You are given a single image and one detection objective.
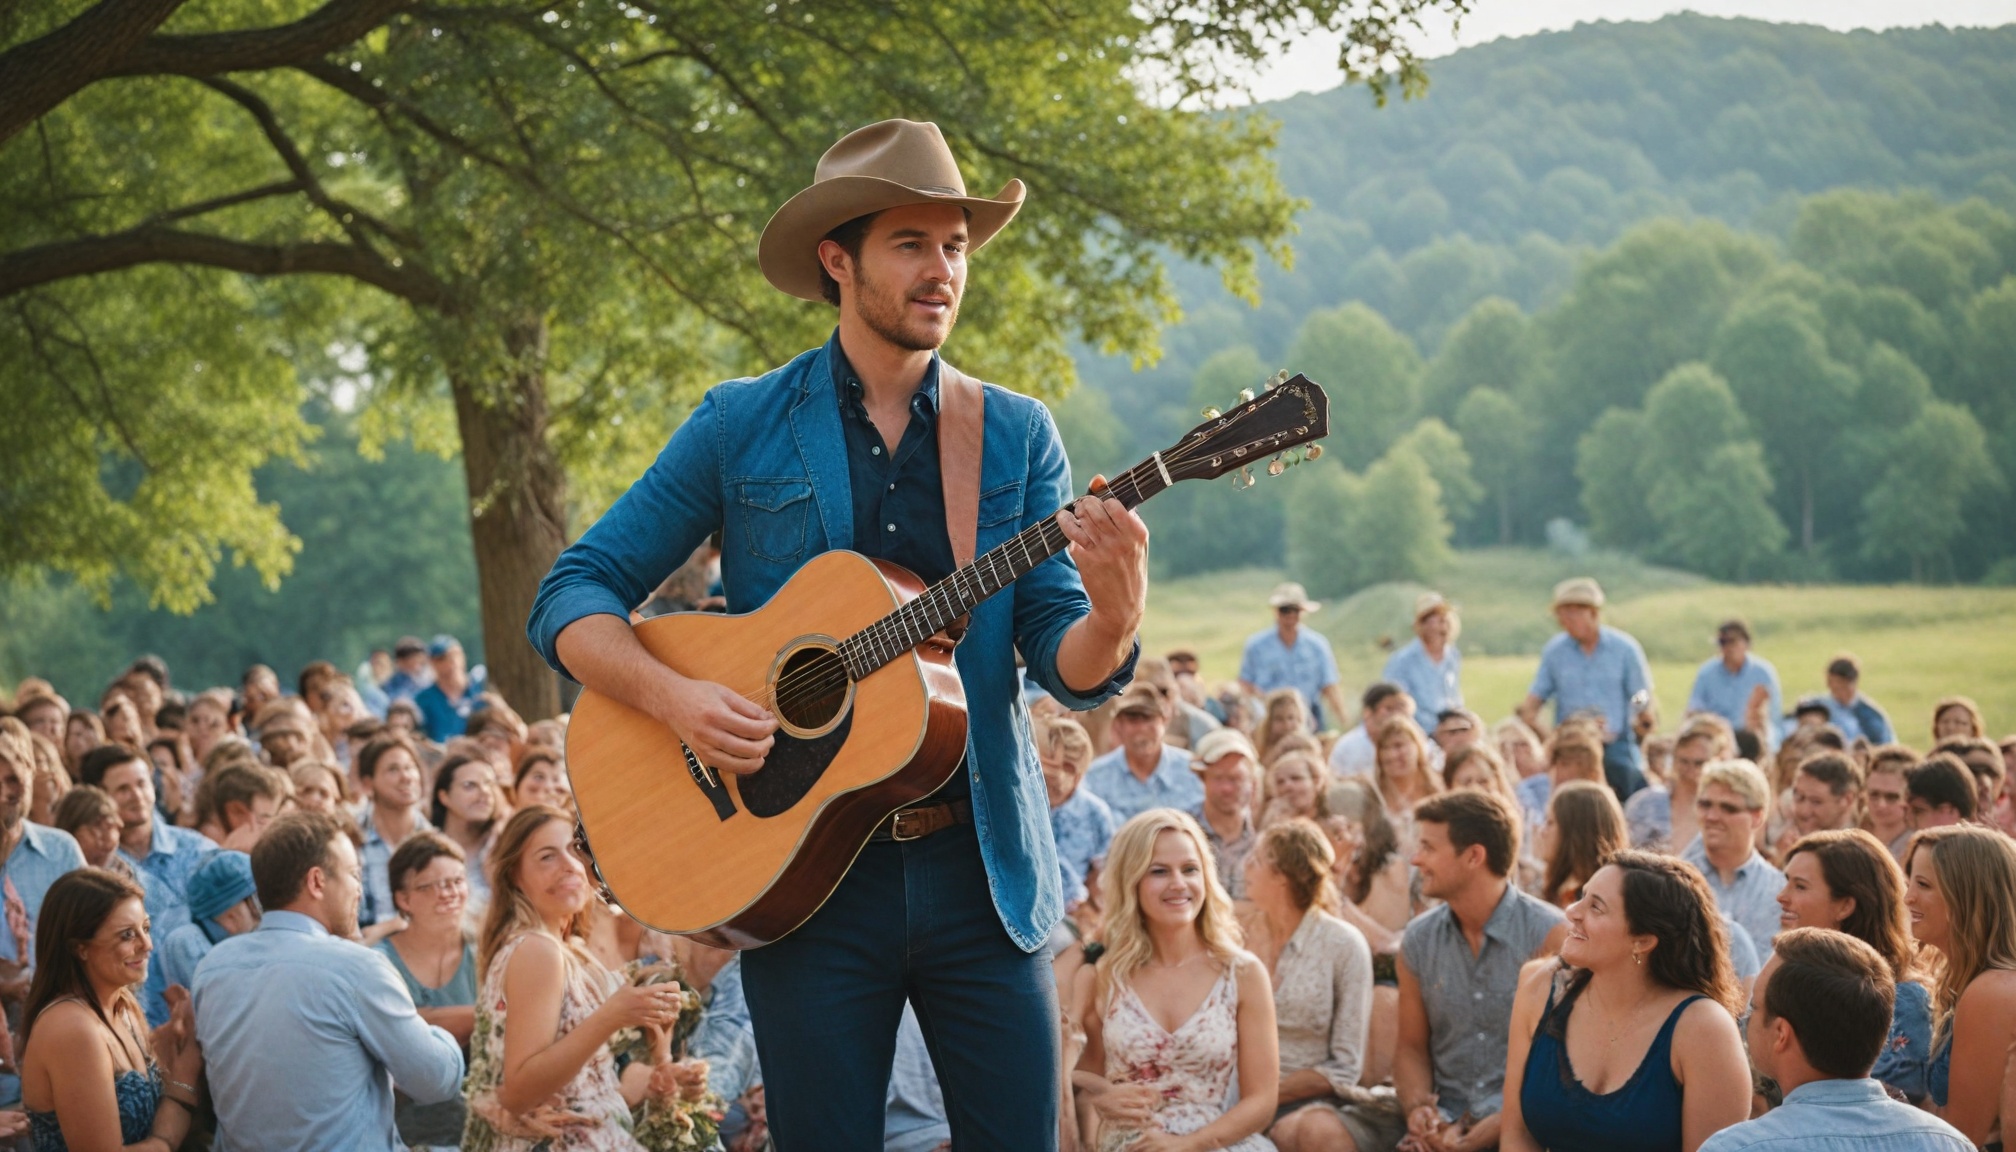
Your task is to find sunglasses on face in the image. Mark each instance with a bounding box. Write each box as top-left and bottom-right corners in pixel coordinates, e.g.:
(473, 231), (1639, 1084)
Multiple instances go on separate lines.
(1694, 798), (1751, 816)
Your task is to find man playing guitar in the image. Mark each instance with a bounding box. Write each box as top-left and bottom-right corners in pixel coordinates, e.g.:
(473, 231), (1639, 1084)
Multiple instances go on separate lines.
(528, 119), (1147, 1150)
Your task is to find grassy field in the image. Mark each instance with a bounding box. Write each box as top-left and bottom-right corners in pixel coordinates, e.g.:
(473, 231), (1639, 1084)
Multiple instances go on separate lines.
(1141, 549), (2016, 750)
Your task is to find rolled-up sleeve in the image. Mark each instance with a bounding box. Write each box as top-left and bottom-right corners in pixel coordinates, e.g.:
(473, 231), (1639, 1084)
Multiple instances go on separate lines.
(1013, 399), (1136, 710)
(350, 952), (465, 1105)
(527, 392), (726, 678)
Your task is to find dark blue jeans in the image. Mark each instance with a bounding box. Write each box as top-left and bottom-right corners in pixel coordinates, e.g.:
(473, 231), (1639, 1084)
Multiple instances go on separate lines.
(740, 822), (1060, 1151)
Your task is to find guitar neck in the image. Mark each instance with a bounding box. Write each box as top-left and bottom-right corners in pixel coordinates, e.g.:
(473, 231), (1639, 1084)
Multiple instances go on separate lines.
(838, 453), (1171, 679)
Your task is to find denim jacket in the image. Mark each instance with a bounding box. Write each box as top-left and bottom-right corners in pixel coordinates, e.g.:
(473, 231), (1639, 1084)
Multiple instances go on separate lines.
(527, 341), (1136, 952)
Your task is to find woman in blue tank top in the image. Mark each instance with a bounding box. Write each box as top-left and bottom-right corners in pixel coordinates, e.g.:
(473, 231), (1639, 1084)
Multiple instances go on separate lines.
(1499, 851), (1751, 1152)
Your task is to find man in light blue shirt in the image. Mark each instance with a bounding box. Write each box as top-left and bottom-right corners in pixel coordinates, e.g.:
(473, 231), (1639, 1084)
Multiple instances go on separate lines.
(1384, 592), (1463, 734)
(1518, 577), (1654, 801)
(1701, 927), (1970, 1152)
(1680, 759), (1786, 958)
(1686, 619), (1780, 747)
(1239, 582), (1348, 729)
(82, 744), (216, 1023)
(1083, 685), (1203, 824)
(195, 811), (463, 1152)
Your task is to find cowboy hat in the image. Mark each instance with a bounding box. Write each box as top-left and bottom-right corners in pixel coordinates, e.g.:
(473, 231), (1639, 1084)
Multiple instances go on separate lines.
(758, 119), (1025, 301)
(1267, 581), (1321, 613)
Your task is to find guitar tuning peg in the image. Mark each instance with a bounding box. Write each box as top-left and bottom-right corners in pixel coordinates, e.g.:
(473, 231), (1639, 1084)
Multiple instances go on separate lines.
(1241, 465), (1257, 489)
(1201, 406), (1221, 419)
(1267, 455), (1286, 477)
(1237, 388), (1255, 403)
(1305, 444), (1324, 461)
(1273, 369), (1289, 387)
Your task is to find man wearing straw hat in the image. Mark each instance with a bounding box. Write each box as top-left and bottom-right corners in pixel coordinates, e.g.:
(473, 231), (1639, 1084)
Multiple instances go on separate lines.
(529, 120), (1148, 1149)
(1239, 580), (1349, 729)
(1517, 577), (1656, 801)
(1384, 591), (1464, 733)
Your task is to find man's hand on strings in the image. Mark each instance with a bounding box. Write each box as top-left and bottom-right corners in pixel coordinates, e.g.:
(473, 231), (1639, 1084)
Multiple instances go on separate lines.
(1057, 478), (1149, 642)
(662, 675), (776, 776)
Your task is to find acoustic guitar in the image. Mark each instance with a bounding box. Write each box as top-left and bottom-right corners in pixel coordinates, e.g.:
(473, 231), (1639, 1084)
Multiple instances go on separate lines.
(566, 373), (1330, 948)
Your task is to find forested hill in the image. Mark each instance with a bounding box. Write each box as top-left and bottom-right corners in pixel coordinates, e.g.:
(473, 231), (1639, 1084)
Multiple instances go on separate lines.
(1065, 15), (2016, 591)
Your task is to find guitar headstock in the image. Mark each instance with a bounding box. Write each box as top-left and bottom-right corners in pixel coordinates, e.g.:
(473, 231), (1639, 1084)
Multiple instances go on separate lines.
(1160, 371), (1330, 489)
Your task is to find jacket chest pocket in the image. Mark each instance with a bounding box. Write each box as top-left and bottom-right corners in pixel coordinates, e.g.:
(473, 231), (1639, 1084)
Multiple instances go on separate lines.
(736, 478), (814, 563)
(978, 481), (1025, 529)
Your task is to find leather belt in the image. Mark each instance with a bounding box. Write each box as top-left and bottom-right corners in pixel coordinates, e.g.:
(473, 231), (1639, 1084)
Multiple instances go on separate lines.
(870, 798), (973, 842)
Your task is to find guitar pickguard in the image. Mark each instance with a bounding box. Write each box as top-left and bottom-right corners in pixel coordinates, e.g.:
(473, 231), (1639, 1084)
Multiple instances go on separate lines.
(734, 706), (856, 818)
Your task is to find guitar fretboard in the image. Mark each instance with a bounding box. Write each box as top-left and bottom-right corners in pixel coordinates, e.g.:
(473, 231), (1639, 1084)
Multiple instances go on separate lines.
(837, 455), (1169, 679)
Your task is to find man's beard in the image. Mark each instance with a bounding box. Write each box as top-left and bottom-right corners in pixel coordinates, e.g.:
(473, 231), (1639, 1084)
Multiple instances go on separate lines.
(852, 265), (957, 352)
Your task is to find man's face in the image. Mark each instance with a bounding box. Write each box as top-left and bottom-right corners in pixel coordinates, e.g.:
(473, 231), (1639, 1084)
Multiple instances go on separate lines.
(1696, 782), (1761, 856)
(1718, 631), (1748, 664)
(1555, 604), (1599, 643)
(1865, 769), (1908, 832)
(1746, 956), (1782, 1082)
(1411, 820), (1475, 901)
(397, 650), (428, 676)
(1670, 737), (1713, 789)
(1374, 692), (1415, 729)
(318, 834), (364, 939)
(0, 752), (29, 828)
(1275, 605), (1302, 631)
(21, 701), (63, 747)
(1433, 713), (1477, 753)
(370, 746), (425, 811)
(828, 202), (967, 352)
(260, 722), (308, 768)
(431, 645), (467, 683)
(1826, 673), (1856, 703)
(1790, 772), (1854, 835)
(1416, 611), (1451, 649)
(243, 670), (279, 713)
(1199, 756), (1254, 818)
(1964, 755), (2001, 816)
(101, 760), (156, 831)
(1909, 795), (1962, 830)
(1113, 711), (1166, 757)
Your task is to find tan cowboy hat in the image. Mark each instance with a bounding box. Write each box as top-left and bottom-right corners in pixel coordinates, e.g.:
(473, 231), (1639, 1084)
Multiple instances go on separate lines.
(1267, 581), (1321, 613)
(1551, 577), (1605, 610)
(758, 119), (1025, 301)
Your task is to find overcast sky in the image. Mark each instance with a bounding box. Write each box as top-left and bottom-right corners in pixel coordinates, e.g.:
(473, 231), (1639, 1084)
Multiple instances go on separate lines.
(1244, 0), (2016, 103)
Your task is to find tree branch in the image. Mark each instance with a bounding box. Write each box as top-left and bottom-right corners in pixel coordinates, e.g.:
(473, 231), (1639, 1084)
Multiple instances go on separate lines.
(0, 0), (187, 147)
(108, 0), (418, 78)
(0, 226), (451, 308)
(143, 180), (304, 227)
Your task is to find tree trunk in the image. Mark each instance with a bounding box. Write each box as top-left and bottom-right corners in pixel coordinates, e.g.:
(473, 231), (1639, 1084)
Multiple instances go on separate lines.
(451, 317), (568, 720)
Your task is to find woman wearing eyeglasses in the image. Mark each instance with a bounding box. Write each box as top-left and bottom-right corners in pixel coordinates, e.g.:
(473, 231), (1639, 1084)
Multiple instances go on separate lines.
(375, 832), (478, 1152)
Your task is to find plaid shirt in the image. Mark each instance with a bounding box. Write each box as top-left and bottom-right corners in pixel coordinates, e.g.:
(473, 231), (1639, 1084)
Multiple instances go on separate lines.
(357, 805), (432, 927)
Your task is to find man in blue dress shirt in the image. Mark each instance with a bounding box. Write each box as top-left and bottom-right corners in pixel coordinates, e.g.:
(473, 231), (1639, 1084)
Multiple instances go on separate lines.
(1701, 928), (1970, 1152)
(1384, 592), (1463, 734)
(1518, 577), (1655, 801)
(1685, 618), (1780, 746)
(1240, 581), (1349, 730)
(1083, 685), (1204, 824)
(195, 811), (463, 1152)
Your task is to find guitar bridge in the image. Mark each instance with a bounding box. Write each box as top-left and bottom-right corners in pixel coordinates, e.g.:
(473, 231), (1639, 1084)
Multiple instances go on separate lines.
(683, 741), (738, 822)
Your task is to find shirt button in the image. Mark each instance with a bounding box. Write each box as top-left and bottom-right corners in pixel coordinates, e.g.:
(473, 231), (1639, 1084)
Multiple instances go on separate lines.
(872, 445), (882, 456)
(886, 524), (896, 533)
(888, 483), (896, 491)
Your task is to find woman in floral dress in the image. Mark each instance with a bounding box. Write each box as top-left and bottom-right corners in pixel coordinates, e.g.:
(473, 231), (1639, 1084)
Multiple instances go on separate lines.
(1071, 808), (1279, 1152)
(461, 805), (687, 1152)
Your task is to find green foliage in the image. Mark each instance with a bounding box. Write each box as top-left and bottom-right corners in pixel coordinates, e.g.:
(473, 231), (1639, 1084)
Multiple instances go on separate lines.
(1453, 387), (1535, 544)
(1283, 303), (1422, 468)
(1287, 445), (1451, 599)
(1420, 297), (1537, 419)
(1389, 418), (1480, 525)
(1145, 346), (1288, 578)
(1860, 402), (2002, 581)
(1576, 408), (1655, 549)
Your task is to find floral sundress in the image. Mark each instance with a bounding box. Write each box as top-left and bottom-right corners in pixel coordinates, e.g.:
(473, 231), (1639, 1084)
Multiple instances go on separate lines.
(1097, 963), (1275, 1152)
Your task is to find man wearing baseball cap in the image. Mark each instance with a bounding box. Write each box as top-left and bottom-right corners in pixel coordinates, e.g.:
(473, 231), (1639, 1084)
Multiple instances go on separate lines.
(1188, 727), (1261, 899)
(1384, 592), (1464, 733)
(1239, 581), (1349, 729)
(1517, 577), (1656, 801)
(527, 120), (1147, 1147)
(1083, 684), (1205, 823)
(413, 634), (487, 743)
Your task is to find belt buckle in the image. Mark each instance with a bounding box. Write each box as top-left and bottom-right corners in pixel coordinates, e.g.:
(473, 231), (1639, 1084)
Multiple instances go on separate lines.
(889, 808), (929, 842)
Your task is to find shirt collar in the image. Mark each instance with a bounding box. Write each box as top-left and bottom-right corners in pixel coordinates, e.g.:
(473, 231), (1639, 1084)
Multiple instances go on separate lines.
(260, 909), (332, 939)
(828, 330), (941, 419)
(13, 821), (67, 860)
(1780, 1077), (1887, 1107)
(1282, 907), (1325, 954)
(1479, 880), (1527, 945)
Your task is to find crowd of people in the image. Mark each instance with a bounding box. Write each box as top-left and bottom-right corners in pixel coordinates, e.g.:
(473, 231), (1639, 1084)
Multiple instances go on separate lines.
(1, 572), (2013, 1151)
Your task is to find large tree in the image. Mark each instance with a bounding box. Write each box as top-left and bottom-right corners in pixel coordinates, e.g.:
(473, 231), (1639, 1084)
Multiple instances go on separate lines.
(2, 0), (1468, 714)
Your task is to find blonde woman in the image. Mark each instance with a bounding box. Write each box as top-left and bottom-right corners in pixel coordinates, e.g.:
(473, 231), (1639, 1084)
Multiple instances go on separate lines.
(462, 805), (685, 1151)
(1373, 717), (1439, 852)
(1905, 824), (2016, 1146)
(1072, 809), (1278, 1152)
(1259, 752), (1330, 830)
(1255, 689), (1313, 768)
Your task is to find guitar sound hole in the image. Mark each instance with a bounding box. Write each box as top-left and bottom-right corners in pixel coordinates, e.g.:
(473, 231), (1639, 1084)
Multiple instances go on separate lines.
(774, 645), (850, 732)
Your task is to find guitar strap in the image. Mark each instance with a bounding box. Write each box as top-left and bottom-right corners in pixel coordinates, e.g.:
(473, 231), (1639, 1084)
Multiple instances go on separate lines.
(936, 364), (984, 646)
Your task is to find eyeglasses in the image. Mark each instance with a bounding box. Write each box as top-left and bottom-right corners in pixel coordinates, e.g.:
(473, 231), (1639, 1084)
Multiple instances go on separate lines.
(1694, 798), (1752, 816)
(1716, 635), (1742, 646)
(408, 876), (469, 898)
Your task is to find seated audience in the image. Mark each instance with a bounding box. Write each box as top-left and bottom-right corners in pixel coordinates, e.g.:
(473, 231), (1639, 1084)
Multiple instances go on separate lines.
(415, 634), (487, 743)
(251, 702), (314, 771)
(1372, 717), (1439, 850)
(1937, 736), (2006, 822)
(1931, 696), (1986, 743)
(1501, 851), (1751, 1152)
(1038, 715), (1117, 917)
(1329, 683), (1416, 780)
(1188, 728), (1260, 900)
(19, 869), (202, 1151)
(80, 744), (214, 1019)
(1777, 829), (1931, 1102)
(183, 688), (234, 769)
(1256, 688), (1316, 766)
(1905, 824), (2016, 1146)
(1243, 820), (1373, 1152)
(157, 850), (259, 992)
(1071, 809), (1277, 1152)
(194, 810), (464, 1150)
(1906, 753), (1976, 830)
(884, 1004), (950, 1152)
(1860, 745), (1916, 861)
(1260, 750), (1331, 831)
(0, 728), (88, 982)
(375, 833), (478, 1152)
(354, 733), (432, 932)
(1379, 791), (1566, 1152)
(429, 753), (505, 912)
(1514, 729), (1605, 847)
(1538, 780), (1627, 908)
(61, 711), (106, 778)
(513, 748), (575, 814)
(1624, 715), (1733, 853)
(1699, 927), (1970, 1152)
(1431, 710), (1483, 759)
(51, 786), (129, 873)
(1680, 759), (1786, 958)
(288, 759), (351, 814)
(1442, 743), (1518, 801)
(1083, 685), (1202, 824)
(192, 762), (289, 851)
(1492, 718), (1545, 781)
(1326, 779), (1414, 941)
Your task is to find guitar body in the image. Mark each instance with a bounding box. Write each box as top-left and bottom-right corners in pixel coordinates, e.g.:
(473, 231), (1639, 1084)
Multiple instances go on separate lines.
(566, 550), (968, 949)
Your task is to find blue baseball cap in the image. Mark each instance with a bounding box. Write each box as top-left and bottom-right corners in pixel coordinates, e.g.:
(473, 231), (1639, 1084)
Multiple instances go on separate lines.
(187, 851), (257, 924)
(427, 634), (461, 658)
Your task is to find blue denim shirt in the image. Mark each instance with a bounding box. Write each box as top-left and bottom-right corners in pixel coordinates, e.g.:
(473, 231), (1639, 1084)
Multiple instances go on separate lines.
(1680, 837), (1786, 958)
(1873, 978), (1933, 1103)
(1529, 625), (1652, 740)
(1049, 787), (1117, 907)
(193, 910), (464, 1152)
(1240, 626), (1340, 727)
(1384, 639), (1463, 733)
(527, 341), (1135, 952)
(1697, 1077), (1970, 1152)
(1687, 654), (1781, 742)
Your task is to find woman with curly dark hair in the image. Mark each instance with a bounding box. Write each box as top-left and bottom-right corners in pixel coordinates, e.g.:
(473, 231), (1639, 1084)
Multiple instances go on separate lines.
(1500, 851), (1751, 1152)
